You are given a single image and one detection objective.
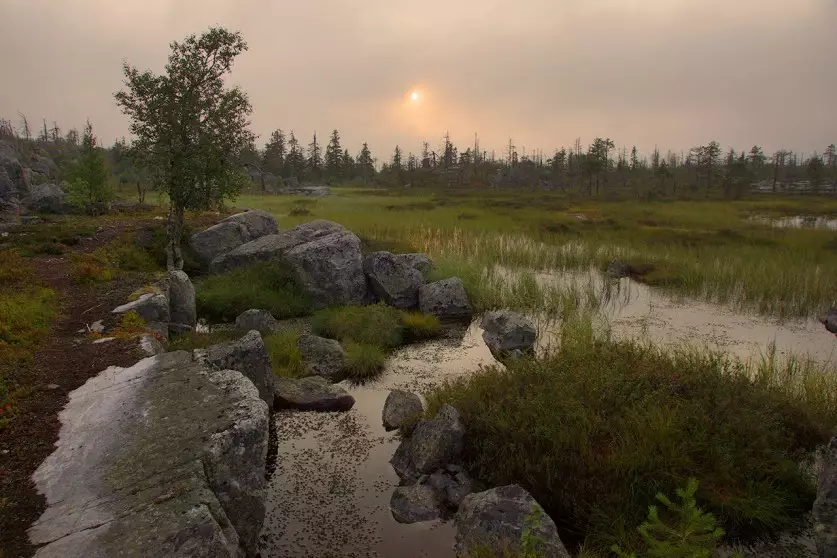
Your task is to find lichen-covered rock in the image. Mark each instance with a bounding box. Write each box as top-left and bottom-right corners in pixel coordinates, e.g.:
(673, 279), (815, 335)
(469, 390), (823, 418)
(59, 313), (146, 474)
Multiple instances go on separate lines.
(112, 292), (170, 340)
(382, 390), (423, 431)
(283, 229), (368, 307)
(297, 334), (345, 381)
(190, 209), (279, 263)
(481, 311), (537, 355)
(273, 376), (355, 412)
(201, 330), (275, 407)
(394, 253), (434, 279)
(426, 468), (474, 509)
(210, 220), (345, 274)
(455, 485), (570, 558)
(392, 404), (465, 482)
(814, 436), (837, 557)
(26, 183), (68, 214)
(363, 251), (424, 309)
(235, 309), (279, 333)
(419, 278), (473, 321)
(390, 484), (443, 524)
(167, 270), (196, 335)
(28, 351), (269, 558)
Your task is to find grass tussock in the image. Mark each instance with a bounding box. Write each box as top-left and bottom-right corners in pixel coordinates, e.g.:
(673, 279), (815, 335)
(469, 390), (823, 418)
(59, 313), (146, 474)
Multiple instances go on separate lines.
(195, 261), (312, 323)
(263, 329), (305, 378)
(425, 320), (837, 555)
(343, 342), (387, 380)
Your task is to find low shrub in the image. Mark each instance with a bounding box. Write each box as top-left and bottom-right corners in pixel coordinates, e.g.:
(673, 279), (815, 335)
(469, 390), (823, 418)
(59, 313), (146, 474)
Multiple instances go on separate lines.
(426, 333), (835, 554)
(312, 303), (405, 349)
(69, 253), (115, 284)
(0, 287), (57, 361)
(263, 329), (305, 378)
(288, 207), (311, 216)
(0, 250), (33, 284)
(343, 342), (386, 381)
(195, 261), (312, 323)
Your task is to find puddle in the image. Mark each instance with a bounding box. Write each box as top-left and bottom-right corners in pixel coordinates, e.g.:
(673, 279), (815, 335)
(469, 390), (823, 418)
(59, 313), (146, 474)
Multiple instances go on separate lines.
(750, 215), (837, 230)
(259, 268), (835, 557)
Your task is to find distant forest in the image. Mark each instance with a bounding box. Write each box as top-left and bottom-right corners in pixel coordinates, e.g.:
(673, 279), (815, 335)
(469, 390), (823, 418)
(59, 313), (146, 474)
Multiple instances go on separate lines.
(3, 114), (836, 200)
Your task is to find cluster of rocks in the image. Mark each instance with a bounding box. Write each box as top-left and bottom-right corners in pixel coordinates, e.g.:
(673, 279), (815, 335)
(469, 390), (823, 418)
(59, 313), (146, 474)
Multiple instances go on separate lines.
(0, 139), (69, 213)
(386, 400), (569, 556)
(190, 210), (473, 320)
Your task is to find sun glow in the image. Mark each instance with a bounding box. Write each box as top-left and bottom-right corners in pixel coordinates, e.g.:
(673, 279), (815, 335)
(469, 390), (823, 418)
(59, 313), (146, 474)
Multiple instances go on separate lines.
(409, 89), (422, 103)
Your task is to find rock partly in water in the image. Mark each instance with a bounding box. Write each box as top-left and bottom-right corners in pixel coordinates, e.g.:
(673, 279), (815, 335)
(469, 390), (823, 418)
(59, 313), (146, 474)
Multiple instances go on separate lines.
(481, 311), (537, 356)
(112, 292), (170, 340)
(390, 484), (443, 524)
(201, 330), (276, 407)
(418, 278), (473, 321)
(210, 219), (345, 274)
(820, 308), (837, 335)
(283, 229), (368, 307)
(235, 309), (280, 333)
(273, 376), (355, 412)
(392, 404), (465, 482)
(394, 253), (434, 279)
(814, 436), (837, 557)
(382, 389), (423, 431)
(297, 334), (345, 381)
(190, 209), (279, 264)
(363, 251), (424, 309)
(167, 270), (196, 335)
(455, 485), (570, 558)
(606, 258), (631, 279)
(28, 351), (270, 558)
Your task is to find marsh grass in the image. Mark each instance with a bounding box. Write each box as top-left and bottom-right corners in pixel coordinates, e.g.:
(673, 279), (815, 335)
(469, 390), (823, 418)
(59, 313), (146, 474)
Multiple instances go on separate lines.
(425, 317), (837, 555)
(263, 329), (306, 378)
(195, 260), (312, 323)
(343, 341), (387, 380)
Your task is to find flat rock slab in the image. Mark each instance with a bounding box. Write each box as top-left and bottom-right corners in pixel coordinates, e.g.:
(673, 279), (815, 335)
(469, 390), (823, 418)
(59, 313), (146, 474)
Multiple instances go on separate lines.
(274, 376), (355, 412)
(28, 351), (270, 558)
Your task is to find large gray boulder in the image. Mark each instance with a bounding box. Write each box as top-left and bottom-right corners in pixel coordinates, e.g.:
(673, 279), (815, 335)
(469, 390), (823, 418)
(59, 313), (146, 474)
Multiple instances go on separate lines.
(201, 330), (275, 407)
(28, 351), (270, 558)
(273, 376), (355, 412)
(455, 485), (570, 558)
(382, 390), (423, 431)
(210, 219), (345, 274)
(419, 278), (473, 321)
(298, 334), (345, 381)
(427, 467), (474, 509)
(26, 183), (67, 214)
(820, 308), (837, 335)
(391, 404), (465, 482)
(283, 230), (368, 307)
(395, 253), (434, 279)
(111, 291), (170, 340)
(814, 436), (837, 557)
(190, 209), (279, 263)
(363, 251), (424, 309)
(390, 484), (443, 524)
(481, 311), (537, 356)
(235, 309), (279, 333)
(167, 270), (196, 335)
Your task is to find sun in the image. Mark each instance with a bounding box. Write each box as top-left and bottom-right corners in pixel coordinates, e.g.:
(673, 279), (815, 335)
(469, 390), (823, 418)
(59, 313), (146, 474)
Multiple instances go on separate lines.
(409, 89), (422, 103)
(411, 91), (419, 101)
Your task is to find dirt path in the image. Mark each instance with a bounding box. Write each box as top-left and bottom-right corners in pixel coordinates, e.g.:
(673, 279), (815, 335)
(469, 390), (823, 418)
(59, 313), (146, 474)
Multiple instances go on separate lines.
(0, 224), (151, 558)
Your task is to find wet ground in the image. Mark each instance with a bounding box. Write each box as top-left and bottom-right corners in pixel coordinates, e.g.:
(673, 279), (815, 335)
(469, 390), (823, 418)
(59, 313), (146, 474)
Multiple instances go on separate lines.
(750, 215), (837, 230)
(258, 272), (835, 558)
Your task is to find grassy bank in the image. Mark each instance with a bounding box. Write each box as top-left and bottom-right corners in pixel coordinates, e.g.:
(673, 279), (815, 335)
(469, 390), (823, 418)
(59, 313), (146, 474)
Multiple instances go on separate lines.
(425, 314), (837, 555)
(238, 190), (837, 318)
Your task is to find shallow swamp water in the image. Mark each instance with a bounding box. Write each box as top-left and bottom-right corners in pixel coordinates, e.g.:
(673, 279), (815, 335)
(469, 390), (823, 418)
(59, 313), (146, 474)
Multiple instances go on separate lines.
(258, 272), (836, 557)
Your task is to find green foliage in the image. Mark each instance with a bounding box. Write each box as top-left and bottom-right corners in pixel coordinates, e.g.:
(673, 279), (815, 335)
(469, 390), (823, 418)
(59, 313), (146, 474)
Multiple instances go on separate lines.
(67, 121), (113, 214)
(263, 330), (305, 378)
(612, 479), (725, 558)
(68, 236), (159, 284)
(167, 329), (239, 351)
(425, 328), (835, 554)
(401, 311), (441, 341)
(312, 303), (405, 349)
(343, 341), (386, 380)
(195, 261), (312, 323)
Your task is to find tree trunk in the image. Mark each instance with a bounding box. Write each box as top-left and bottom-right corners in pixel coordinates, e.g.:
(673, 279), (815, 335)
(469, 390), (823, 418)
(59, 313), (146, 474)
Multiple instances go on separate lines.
(166, 205), (185, 271)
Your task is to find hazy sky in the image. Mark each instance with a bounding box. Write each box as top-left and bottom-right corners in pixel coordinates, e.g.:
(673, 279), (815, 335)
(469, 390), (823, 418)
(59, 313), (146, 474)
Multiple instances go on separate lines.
(1, 0), (835, 160)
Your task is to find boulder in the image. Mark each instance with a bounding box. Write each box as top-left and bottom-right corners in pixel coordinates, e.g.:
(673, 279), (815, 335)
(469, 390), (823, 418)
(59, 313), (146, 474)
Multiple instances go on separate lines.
(455, 485), (570, 558)
(26, 183), (68, 214)
(391, 404), (465, 482)
(481, 311), (537, 356)
(112, 292), (170, 340)
(273, 376), (355, 412)
(235, 309), (279, 333)
(814, 436), (837, 557)
(426, 468), (474, 509)
(283, 230), (368, 307)
(167, 270), (196, 335)
(606, 258), (631, 279)
(395, 253), (434, 279)
(210, 220), (346, 274)
(190, 209), (279, 263)
(820, 308), (837, 335)
(201, 330), (275, 407)
(28, 351), (269, 558)
(382, 390), (423, 431)
(419, 278), (473, 321)
(363, 251), (424, 309)
(390, 484), (443, 524)
(298, 334), (345, 381)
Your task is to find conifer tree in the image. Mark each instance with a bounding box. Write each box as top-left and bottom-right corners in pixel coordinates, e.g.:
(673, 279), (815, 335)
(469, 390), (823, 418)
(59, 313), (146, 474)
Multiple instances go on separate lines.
(325, 129), (343, 181)
(357, 142), (375, 181)
(263, 129), (286, 176)
(67, 120), (112, 215)
(307, 131), (322, 178)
